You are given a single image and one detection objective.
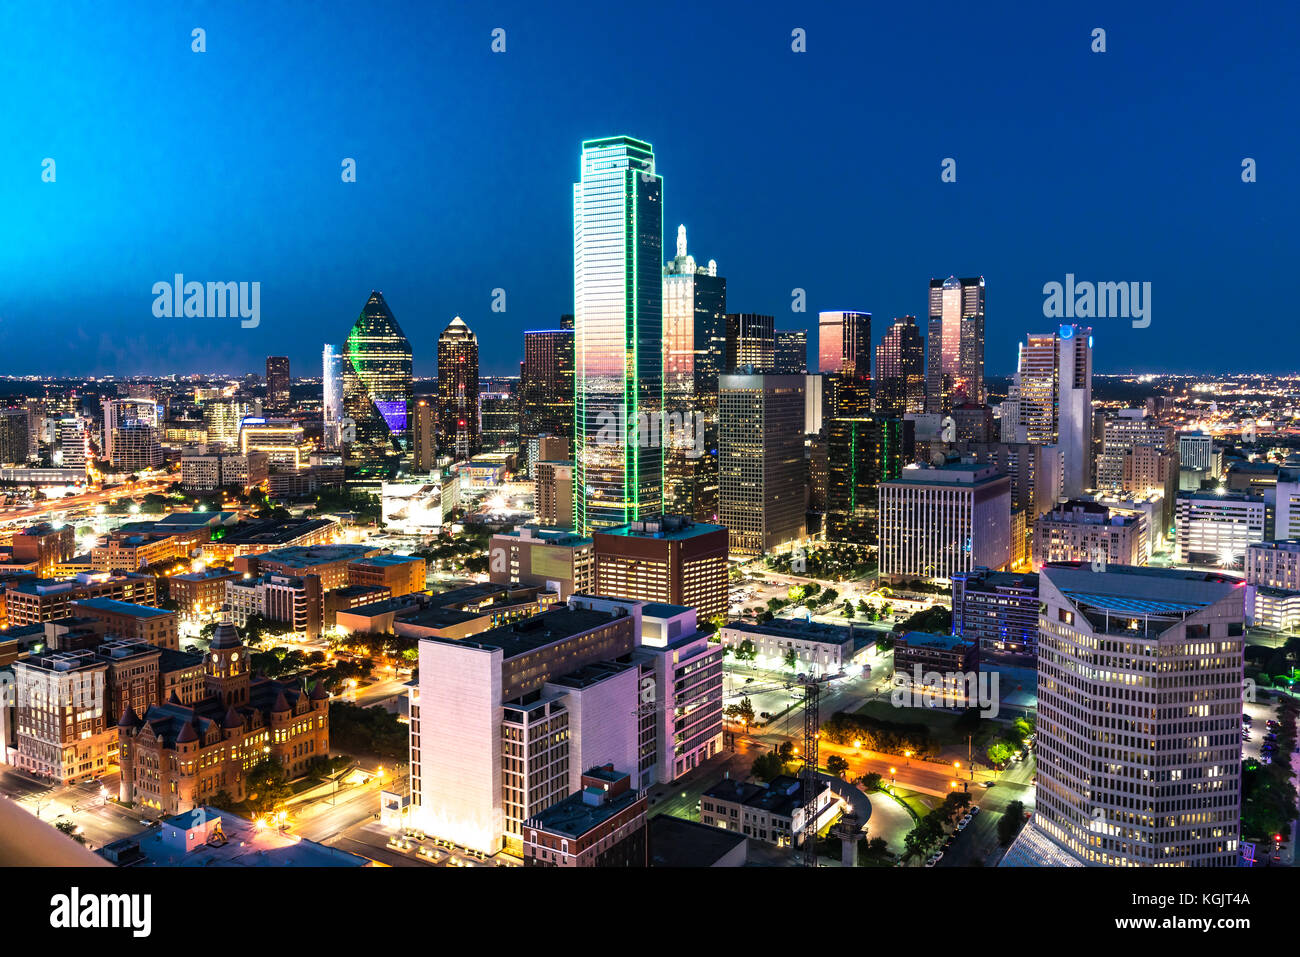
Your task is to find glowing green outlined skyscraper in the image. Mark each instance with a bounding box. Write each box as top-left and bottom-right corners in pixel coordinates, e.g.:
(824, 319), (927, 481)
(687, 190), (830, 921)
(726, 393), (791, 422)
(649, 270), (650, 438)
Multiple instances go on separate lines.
(573, 136), (663, 534)
(342, 290), (413, 460)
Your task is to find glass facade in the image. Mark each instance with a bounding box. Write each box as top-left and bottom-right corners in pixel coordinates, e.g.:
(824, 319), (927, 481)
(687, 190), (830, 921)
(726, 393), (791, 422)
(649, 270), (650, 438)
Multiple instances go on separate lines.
(342, 291), (413, 458)
(573, 136), (663, 534)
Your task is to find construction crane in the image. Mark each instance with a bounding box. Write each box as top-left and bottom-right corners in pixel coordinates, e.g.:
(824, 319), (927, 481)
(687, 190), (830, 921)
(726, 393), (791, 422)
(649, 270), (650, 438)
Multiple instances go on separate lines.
(798, 672), (822, 866)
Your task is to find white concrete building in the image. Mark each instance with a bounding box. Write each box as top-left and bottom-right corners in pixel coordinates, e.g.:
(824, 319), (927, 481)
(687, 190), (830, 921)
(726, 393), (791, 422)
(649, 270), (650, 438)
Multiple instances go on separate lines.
(1035, 564), (1245, 866)
(1175, 490), (1266, 568)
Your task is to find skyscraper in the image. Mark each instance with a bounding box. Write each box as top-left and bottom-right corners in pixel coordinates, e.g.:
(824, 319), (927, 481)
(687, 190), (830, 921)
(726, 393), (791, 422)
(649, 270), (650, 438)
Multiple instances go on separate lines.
(1025, 563), (1244, 867)
(718, 374), (806, 557)
(520, 328), (575, 451)
(874, 316), (925, 418)
(663, 224), (726, 521)
(436, 316), (480, 460)
(412, 397), (436, 472)
(825, 416), (905, 545)
(480, 391), (518, 453)
(818, 311), (871, 378)
(774, 330), (808, 375)
(1009, 324), (1092, 498)
(342, 291), (414, 459)
(322, 344), (344, 424)
(926, 276), (985, 412)
(265, 356), (290, 412)
(101, 398), (159, 466)
(725, 313), (774, 372)
(573, 135), (663, 534)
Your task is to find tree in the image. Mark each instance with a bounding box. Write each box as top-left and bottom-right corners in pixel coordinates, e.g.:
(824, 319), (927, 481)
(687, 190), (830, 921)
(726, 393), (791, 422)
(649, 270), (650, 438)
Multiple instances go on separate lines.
(54, 820), (86, 844)
(842, 602), (856, 619)
(244, 759), (293, 816)
(783, 648), (797, 671)
(734, 639), (757, 662)
(751, 751), (785, 782)
(999, 800), (1027, 846)
(777, 740), (796, 764)
(826, 755), (849, 778)
(987, 742), (1013, 767)
(725, 696), (756, 728)
(788, 585), (806, 604)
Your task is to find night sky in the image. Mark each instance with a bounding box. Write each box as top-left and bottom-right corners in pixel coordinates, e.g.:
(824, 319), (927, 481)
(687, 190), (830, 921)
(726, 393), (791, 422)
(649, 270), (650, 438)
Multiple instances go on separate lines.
(2, 0), (1296, 378)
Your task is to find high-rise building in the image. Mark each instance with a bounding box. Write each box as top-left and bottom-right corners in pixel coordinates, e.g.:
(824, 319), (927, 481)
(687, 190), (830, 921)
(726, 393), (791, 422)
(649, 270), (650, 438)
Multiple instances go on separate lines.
(573, 136), (663, 534)
(240, 417), (308, 470)
(955, 441), (1063, 520)
(1272, 467), (1300, 541)
(818, 311), (871, 378)
(951, 568), (1040, 659)
(534, 460), (575, 527)
(0, 408), (31, 466)
(592, 515), (728, 619)
(322, 344), (344, 425)
(774, 330), (808, 375)
(1008, 324), (1093, 497)
(663, 225), (726, 522)
(480, 391), (518, 453)
(926, 277), (985, 412)
(874, 316), (925, 418)
(57, 415), (88, 472)
(1023, 564), (1244, 867)
(436, 316), (480, 460)
(102, 398), (158, 466)
(520, 328), (575, 451)
(110, 422), (163, 472)
(202, 398), (258, 448)
(718, 374), (806, 557)
(725, 313), (774, 373)
(1178, 432), (1218, 478)
(878, 463), (1011, 583)
(342, 291), (414, 459)
(825, 416), (905, 545)
(412, 397), (437, 472)
(265, 356), (290, 412)
(1032, 500), (1149, 569)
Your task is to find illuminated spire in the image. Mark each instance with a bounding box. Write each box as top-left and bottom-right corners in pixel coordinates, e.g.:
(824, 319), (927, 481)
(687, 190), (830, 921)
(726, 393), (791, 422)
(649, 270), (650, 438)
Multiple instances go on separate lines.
(677, 224), (687, 258)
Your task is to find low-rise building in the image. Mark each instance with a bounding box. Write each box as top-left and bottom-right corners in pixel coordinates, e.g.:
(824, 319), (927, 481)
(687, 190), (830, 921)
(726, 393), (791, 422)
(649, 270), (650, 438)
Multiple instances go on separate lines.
(951, 567), (1040, 659)
(700, 774), (837, 848)
(717, 617), (871, 676)
(71, 597), (179, 651)
(522, 765), (648, 867)
(346, 554), (427, 598)
(488, 525), (594, 599)
(1032, 500), (1149, 569)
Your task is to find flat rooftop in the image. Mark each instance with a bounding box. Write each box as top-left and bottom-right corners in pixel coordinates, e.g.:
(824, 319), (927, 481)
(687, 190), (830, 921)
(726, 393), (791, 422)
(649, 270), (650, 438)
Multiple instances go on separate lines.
(436, 606), (627, 659)
(259, 544), (375, 566)
(348, 554), (425, 568)
(648, 815), (746, 868)
(73, 597), (171, 618)
(725, 617), (856, 646)
(898, 630), (974, 651)
(526, 781), (642, 840)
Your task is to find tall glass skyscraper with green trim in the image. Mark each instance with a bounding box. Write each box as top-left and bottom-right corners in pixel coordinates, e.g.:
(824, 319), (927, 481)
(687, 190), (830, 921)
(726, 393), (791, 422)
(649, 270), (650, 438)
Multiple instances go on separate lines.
(342, 290), (413, 461)
(573, 136), (663, 534)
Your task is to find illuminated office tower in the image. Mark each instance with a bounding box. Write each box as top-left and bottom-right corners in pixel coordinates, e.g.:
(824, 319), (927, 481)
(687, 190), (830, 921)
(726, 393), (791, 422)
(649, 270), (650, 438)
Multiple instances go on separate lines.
(774, 330), (808, 375)
(1025, 563), (1244, 867)
(520, 328), (575, 450)
(480, 391), (518, 453)
(436, 316), (480, 460)
(342, 291), (414, 458)
(1010, 324), (1093, 498)
(203, 399), (257, 448)
(825, 416), (905, 545)
(725, 313), (774, 373)
(102, 398), (158, 465)
(663, 224), (726, 521)
(718, 374), (806, 557)
(412, 398), (436, 472)
(322, 344), (344, 424)
(0, 408), (31, 466)
(818, 311), (871, 378)
(58, 415), (88, 472)
(265, 356), (290, 413)
(573, 135), (663, 534)
(874, 316), (925, 418)
(926, 276), (985, 412)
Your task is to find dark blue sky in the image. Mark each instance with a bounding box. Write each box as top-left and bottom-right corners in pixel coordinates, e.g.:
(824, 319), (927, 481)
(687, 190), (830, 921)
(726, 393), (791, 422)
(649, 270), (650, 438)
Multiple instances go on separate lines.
(2, 1), (1296, 378)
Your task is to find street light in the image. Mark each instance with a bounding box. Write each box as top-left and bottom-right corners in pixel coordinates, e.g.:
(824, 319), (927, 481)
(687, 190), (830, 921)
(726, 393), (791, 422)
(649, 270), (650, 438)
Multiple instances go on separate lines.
(904, 750), (913, 766)
(889, 767), (896, 790)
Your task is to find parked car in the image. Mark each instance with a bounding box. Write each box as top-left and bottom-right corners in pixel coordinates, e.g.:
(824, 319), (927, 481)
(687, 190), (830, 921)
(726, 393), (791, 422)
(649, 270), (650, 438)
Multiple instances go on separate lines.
(980, 780), (994, 789)
(970, 805), (981, 815)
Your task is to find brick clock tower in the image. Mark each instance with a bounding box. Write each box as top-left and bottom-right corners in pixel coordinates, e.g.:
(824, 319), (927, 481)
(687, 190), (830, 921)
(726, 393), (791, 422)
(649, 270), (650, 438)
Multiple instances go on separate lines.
(206, 613), (250, 707)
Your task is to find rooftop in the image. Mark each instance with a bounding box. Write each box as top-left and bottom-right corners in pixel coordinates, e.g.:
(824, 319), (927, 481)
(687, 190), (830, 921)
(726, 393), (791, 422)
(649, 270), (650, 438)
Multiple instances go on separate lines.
(73, 597), (172, 618)
(648, 815), (747, 867)
(434, 606), (629, 660)
(898, 631), (975, 651)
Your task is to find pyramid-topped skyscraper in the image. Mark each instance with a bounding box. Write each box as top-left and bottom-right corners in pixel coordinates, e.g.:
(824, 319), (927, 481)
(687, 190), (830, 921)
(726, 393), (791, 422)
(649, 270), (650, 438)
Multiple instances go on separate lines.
(342, 291), (414, 459)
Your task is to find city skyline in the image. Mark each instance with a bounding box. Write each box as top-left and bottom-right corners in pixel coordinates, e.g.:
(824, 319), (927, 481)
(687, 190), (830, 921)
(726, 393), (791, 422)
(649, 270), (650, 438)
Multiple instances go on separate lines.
(5, 2), (1297, 378)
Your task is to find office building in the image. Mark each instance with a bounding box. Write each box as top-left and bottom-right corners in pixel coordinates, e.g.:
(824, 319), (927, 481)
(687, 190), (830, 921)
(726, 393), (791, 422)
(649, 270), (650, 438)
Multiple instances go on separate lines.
(110, 422), (162, 472)
(346, 555), (426, 598)
(878, 463), (1011, 583)
(479, 391), (518, 453)
(322, 343), (344, 427)
(57, 416), (88, 472)
(718, 374), (806, 557)
(180, 450), (269, 492)
(1275, 467), (1300, 541)
(410, 600), (641, 854)
(725, 312), (774, 372)
(102, 398), (159, 466)
(1033, 500), (1149, 569)
(202, 399), (259, 448)
(926, 276), (985, 412)
(0, 409), (30, 465)
(573, 136), (663, 534)
(717, 618), (869, 676)
(1244, 540), (1300, 631)
(874, 316), (925, 418)
(520, 328), (575, 453)
(1178, 433), (1219, 480)
(663, 225), (726, 521)
(592, 515), (728, 619)
(1007, 325), (1092, 497)
(534, 459), (575, 527)
(342, 290), (414, 459)
(1175, 490), (1266, 568)
(818, 310), (871, 379)
(71, 597), (180, 651)
(952, 568), (1040, 658)
(9, 523), (75, 577)
(411, 397), (437, 471)
(240, 418), (307, 470)
(10, 650), (111, 784)
(1029, 564), (1244, 866)
(955, 441), (1063, 519)
(774, 329), (808, 375)
(825, 416), (905, 545)
(700, 775), (837, 848)
(893, 631), (980, 706)
(488, 525), (595, 599)
(437, 316), (480, 459)
(265, 356), (290, 412)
